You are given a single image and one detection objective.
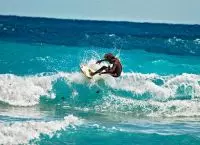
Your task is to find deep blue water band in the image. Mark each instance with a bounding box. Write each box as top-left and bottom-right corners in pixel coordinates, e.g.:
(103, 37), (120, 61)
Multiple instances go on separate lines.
(0, 15), (200, 56)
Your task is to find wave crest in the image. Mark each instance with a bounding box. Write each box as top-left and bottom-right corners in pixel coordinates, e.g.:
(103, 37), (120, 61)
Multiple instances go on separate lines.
(0, 72), (200, 107)
(0, 115), (82, 145)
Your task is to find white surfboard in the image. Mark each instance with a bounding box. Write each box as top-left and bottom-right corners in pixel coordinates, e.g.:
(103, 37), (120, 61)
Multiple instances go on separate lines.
(80, 64), (95, 79)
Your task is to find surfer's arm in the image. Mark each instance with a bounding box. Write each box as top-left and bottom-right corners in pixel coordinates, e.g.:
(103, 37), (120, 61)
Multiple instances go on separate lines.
(99, 71), (111, 75)
(96, 59), (106, 64)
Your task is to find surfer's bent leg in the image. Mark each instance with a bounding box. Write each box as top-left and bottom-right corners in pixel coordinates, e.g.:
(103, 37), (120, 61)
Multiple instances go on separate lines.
(91, 66), (108, 76)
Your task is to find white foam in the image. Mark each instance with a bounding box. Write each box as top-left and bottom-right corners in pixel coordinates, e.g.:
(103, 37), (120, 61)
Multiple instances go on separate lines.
(0, 71), (99, 106)
(0, 74), (57, 106)
(95, 94), (200, 117)
(100, 122), (200, 136)
(167, 37), (185, 45)
(61, 72), (86, 84)
(163, 73), (200, 100)
(103, 72), (171, 100)
(1, 71), (200, 106)
(0, 115), (82, 145)
(103, 73), (200, 100)
(0, 71), (95, 106)
(0, 107), (44, 119)
(194, 38), (200, 45)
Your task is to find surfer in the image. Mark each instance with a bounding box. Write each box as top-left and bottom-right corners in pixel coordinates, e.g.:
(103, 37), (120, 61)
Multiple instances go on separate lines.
(90, 53), (122, 77)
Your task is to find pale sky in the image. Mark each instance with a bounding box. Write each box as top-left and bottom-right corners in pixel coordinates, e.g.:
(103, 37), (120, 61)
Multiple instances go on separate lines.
(0, 0), (200, 24)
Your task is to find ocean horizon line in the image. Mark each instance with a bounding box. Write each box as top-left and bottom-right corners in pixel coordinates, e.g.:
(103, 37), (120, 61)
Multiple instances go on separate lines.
(0, 14), (199, 26)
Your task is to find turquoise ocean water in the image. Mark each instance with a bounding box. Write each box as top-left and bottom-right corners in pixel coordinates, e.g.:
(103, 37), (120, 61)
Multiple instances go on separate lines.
(0, 15), (200, 144)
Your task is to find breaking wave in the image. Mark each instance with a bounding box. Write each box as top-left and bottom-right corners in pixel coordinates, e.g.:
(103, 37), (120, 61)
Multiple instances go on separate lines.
(0, 115), (82, 145)
(0, 70), (200, 118)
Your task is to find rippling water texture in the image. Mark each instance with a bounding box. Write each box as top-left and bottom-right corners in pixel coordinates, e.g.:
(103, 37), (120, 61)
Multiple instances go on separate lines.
(0, 15), (200, 145)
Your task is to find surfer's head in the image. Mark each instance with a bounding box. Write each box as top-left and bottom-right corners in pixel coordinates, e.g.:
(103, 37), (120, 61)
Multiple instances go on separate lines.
(104, 53), (115, 60)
